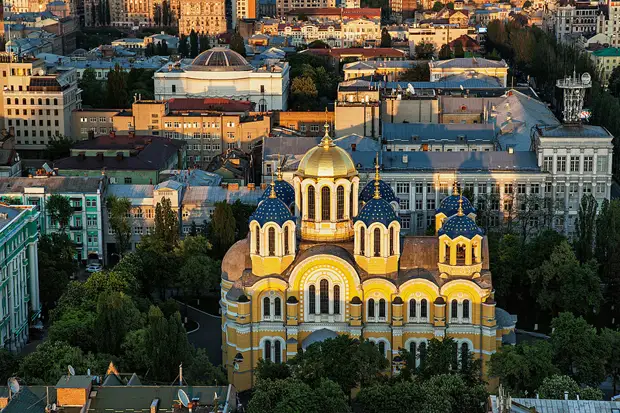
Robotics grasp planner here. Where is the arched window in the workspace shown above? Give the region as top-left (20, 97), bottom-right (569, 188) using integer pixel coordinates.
top-left (274, 340), bottom-right (282, 363)
top-left (30, 98), bottom-right (34, 105)
top-left (389, 226), bottom-right (395, 255)
top-left (334, 285), bottom-right (340, 314)
top-left (463, 300), bottom-right (470, 320)
top-left (373, 227), bottom-right (381, 257)
top-left (268, 227), bottom-right (276, 256)
top-left (320, 279), bottom-right (329, 314)
top-left (419, 342), bottom-right (427, 368)
top-left (308, 285), bottom-right (316, 314)
top-left (378, 341), bottom-right (386, 358)
top-left (420, 299), bottom-right (428, 319)
top-left (460, 342), bottom-right (469, 370)
top-left (274, 297), bottom-right (281, 317)
top-left (263, 297), bottom-right (270, 317)
top-left (321, 186), bottom-right (330, 220)
top-left (336, 185), bottom-right (345, 219)
top-left (451, 300), bottom-right (458, 319)
top-left (284, 226), bottom-right (290, 255)
top-left (409, 299), bottom-right (416, 319)
top-left (409, 341), bottom-right (416, 358)
top-left (307, 186), bottom-right (315, 220)
top-left (379, 299), bottom-right (386, 318)
top-left (255, 229), bottom-right (260, 254)
top-left (456, 244), bottom-right (466, 262)
top-left (264, 341), bottom-right (272, 361)
top-left (22, 98), bottom-right (26, 105)
top-left (45, 98), bottom-right (50, 105)
top-left (38, 98), bottom-right (42, 105)
top-left (360, 227), bottom-right (365, 255)
top-left (368, 298), bottom-right (375, 318)
top-left (258, 98), bottom-right (267, 112)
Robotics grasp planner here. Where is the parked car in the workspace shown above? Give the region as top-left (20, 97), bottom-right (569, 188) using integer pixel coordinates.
top-left (86, 263), bottom-right (103, 273)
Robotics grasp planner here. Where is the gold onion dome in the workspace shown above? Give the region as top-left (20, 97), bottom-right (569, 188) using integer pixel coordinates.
top-left (296, 123), bottom-right (357, 179)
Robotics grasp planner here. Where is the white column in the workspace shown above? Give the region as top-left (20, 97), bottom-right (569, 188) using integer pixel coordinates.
top-left (294, 180), bottom-right (301, 219)
top-left (28, 243), bottom-right (39, 313)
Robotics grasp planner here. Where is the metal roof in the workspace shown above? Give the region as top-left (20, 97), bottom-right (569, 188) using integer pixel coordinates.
top-left (382, 122), bottom-right (496, 144)
top-left (430, 57), bottom-right (508, 69)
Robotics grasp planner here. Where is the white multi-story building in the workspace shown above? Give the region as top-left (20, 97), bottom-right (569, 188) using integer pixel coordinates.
top-left (555, 3), bottom-right (599, 43)
top-left (276, 18), bottom-right (380, 47)
top-left (154, 48), bottom-right (289, 111)
top-left (0, 204), bottom-right (40, 352)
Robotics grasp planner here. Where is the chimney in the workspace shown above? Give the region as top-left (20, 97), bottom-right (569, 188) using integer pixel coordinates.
top-left (150, 398), bottom-right (160, 413)
top-left (129, 130), bottom-right (135, 139)
top-left (564, 391), bottom-right (569, 400)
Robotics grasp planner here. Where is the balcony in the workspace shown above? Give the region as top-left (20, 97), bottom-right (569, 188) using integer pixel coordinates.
top-left (69, 225), bottom-right (83, 231)
top-left (72, 206), bottom-right (82, 211)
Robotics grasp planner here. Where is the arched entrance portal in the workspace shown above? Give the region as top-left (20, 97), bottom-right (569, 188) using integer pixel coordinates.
top-left (302, 328), bottom-right (338, 350)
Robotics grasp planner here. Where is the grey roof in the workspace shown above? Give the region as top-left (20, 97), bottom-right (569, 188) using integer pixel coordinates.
top-left (56, 375), bottom-right (92, 388)
top-left (0, 176), bottom-right (103, 194)
top-left (1, 387), bottom-right (47, 413)
top-left (382, 122), bottom-right (496, 144)
top-left (536, 124), bottom-right (612, 138)
top-left (160, 169), bottom-right (222, 186)
top-left (182, 186), bottom-right (262, 206)
top-left (502, 330), bottom-right (517, 345)
top-left (0, 205), bottom-right (22, 231)
top-left (376, 78), bottom-right (505, 90)
top-left (496, 307), bottom-right (517, 329)
top-left (106, 184), bottom-right (154, 200)
top-left (430, 57), bottom-right (508, 69)
top-left (352, 151), bottom-right (541, 173)
top-left (508, 398), bottom-right (620, 413)
top-left (154, 180), bottom-right (183, 191)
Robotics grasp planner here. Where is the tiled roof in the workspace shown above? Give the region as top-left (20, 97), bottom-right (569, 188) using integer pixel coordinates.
top-left (359, 179), bottom-right (398, 204)
top-left (354, 196), bottom-right (399, 227)
top-left (249, 196), bottom-right (293, 226)
top-left (438, 214), bottom-right (483, 239)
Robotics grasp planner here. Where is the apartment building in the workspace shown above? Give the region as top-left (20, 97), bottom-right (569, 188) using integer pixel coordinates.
top-left (72, 109), bottom-right (121, 140)
top-left (0, 176), bottom-right (106, 264)
top-left (554, 2), bottom-right (598, 43)
top-left (179, 0), bottom-right (227, 36)
top-left (408, 25), bottom-right (471, 54)
top-left (0, 204), bottom-right (40, 352)
top-left (272, 111), bottom-right (334, 136)
top-left (110, 99), bottom-right (270, 169)
top-left (0, 53), bottom-right (81, 154)
top-left (590, 47), bottom-right (620, 86)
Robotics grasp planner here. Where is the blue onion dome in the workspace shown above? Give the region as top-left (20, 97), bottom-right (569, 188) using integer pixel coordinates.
top-left (250, 182), bottom-right (294, 226)
top-left (438, 197), bottom-right (483, 239)
top-left (437, 190), bottom-right (475, 217)
top-left (260, 167), bottom-right (295, 206)
top-left (360, 161), bottom-right (397, 203)
top-left (354, 180), bottom-right (399, 227)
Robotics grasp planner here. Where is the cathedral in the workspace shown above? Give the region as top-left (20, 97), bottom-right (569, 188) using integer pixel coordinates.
top-left (220, 125), bottom-right (516, 391)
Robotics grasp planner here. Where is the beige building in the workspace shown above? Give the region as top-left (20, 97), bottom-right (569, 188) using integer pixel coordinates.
top-left (408, 25), bottom-right (470, 55)
top-left (429, 58), bottom-right (509, 87)
top-left (179, 0), bottom-right (227, 36)
top-left (72, 109), bottom-right (121, 140)
top-left (0, 53), bottom-right (81, 153)
top-left (109, 99), bottom-right (270, 168)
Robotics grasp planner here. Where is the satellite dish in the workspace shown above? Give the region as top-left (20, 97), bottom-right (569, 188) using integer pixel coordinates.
top-left (178, 389), bottom-right (190, 407)
top-left (8, 377), bottom-right (20, 395)
top-left (581, 72), bottom-right (591, 85)
top-left (52, 403), bottom-right (57, 411)
top-left (68, 365), bottom-right (75, 376)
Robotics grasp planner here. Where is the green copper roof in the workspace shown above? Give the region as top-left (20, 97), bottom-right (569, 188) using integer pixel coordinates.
top-left (593, 48), bottom-right (620, 57)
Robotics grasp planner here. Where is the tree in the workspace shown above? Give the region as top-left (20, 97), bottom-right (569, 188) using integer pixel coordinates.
top-left (178, 255), bottom-right (219, 297)
top-left (414, 41), bottom-right (435, 59)
top-left (106, 195), bottom-right (132, 256)
top-left (0, 349), bottom-right (20, 383)
top-left (537, 375), bottom-right (603, 400)
top-left (121, 329), bottom-right (150, 374)
top-left (47, 308), bottom-right (97, 352)
top-left (18, 341), bottom-right (97, 384)
top-left (595, 199), bottom-right (620, 325)
top-left (290, 76), bottom-right (319, 110)
top-left (230, 200), bottom-right (256, 240)
top-left (488, 48), bottom-right (501, 60)
top-left (550, 312), bottom-right (607, 386)
top-left (601, 328), bottom-right (620, 395)
top-left (178, 35), bottom-right (188, 57)
top-left (308, 39), bottom-right (329, 49)
top-left (154, 197), bottom-right (179, 247)
top-left (161, 0), bottom-right (170, 25)
top-left (38, 233), bottom-right (76, 315)
top-left (523, 0), bottom-right (532, 7)
top-left (189, 29), bottom-right (198, 58)
top-left (256, 358), bottom-right (292, 381)
top-left (144, 306), bottom-right (193, 381)
top-left (96, 291), bottom-right (143, 355)
top-left (46, 135), bottom-right (74, 160)
top-left (210, 201), bottom-right (236, 257)
top-left (453, 40), bottom-right (465, 58)
top-left (574, 194), bottom-right (597, 262)
top-left (288, 335), bottom-right (388, 394)
top-left (439, 44), bottom-right (452, 60)
top-left (198, 35), bottom-right (210, 53)
top-left (106, 64), bottom-right (129, 108)
top-left (186, 348), bottom-right (227, 385)
top-left (230, 31), bottom-right (246, 57)
top-left (528, 241), bottom-right (601, 317)
top-left (446, 1), bottom-right (454, 8)
top-left (399, 63), bottom-right (430, 81)
top-left (489, 341), bottom-right (558, 395)
top-left (159, 39), bottom-right (169, 55)
top-left (432, 0), bottom-right (443, 11)
top-left (380, 28), bottom-right (392, 47)
top-left (608, 66), bottom-right (620, 96)
top-left (46, 194), bottom-right (73, 232)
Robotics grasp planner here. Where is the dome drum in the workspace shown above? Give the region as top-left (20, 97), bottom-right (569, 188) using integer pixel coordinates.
top-left (189, 47), bottom-right (253, 72)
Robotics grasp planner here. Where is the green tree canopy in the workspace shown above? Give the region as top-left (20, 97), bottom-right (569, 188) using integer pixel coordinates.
top-left (415, 41), bottom-right (435, 59)
top-left (46, 135), bottom-right (74, 160)
top-left (210, 201), bottom-right (236, 257)
top-left (399, 63), bottom-right (430, 81)
top-left (185, 348), bottom-right (227, 385)
top-left (439, 44), bottom-right (452, 60)
top-left (106, 195), bottom-right (133, 255)
top-left (154, 197), bottom-right (179, 248)
top-left (96, 291), bottom-right (143, 354)
top-left (380, 27), bottom-right (392, 47)
top-left (574, 194), bottom-right (598, 262)
top-left (453, 40), bottom-right (465, 58)
top-left (432, 1), bottom-right (443, 11)
top-left (106, 64), bottom-right (129, 108)
top-left (38, 233), bottom-right (76, 315)
top-left (229, 32), bottom-right (246, 57)
top-left (46, 194), bottom-right (73, 231)
top-left (290, 76), bottom-right (319, 110)
top-left (537, 375), bottom-right (603, 400)
top-left (79, 67), bottom-right (104, 107)
top-left (601, 328), bottom-right (620, 395)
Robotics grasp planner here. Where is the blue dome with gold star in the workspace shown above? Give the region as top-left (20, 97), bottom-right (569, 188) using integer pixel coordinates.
top-left (249, 196), bottom-right (294, 226)
top-left (354, 197), bottom-right (399, 227)
top-left (438, 214), bottom-right (483, 239)
top-left (260, 179), bottom-right (295, 207)
top-left (437, 194), bottom-right (475, 217)
top-left (360, 179), bottom-right (398, 204)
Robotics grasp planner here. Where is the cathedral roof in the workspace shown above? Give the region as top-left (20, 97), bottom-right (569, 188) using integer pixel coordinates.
top-left (359, 179), bottom-right (397, 203)
top-left (438, 214), bottom-right (483, 239)
top-left (249, 195), bottom-right (294, 226)
top-left (296, 125), bottom-right (357, 179)
top-left (437, 193), bottom-right (475, 217)
top-left (190, 47), bottom-right (253, 71)
top-left (355, 197), bottom-right (399, 227)
top-left (260, 178), bottom-right (295, 206)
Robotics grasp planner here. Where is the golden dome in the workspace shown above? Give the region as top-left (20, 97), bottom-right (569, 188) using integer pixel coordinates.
top-left (296, 127), bottom-right (357, 179)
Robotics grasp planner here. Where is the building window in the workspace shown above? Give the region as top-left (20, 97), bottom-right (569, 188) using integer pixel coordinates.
top-left (570, 156), bottom-right (580, 172)
top-left (264, 341), bottom-right (271, 361)
top-left (268, 227), bottom-right (276, 256)
top-left (263, 297), bottom-right (270, 317)
top-left (373, 227), bottom-right (381, 257)
top-left (274, 297), bottom-right (282, 317)
top-left (368, 298), bottom-right (375, 318)
top-left (321, 186), bottom-right (330, 220)
top-left (124, 177), bottom-right (132, 184)
top-left (334, 285), bottom-right (340, 314)
top-left (584, 156), bottom-right (593, 172)
top-left (255, 228), bottom-right (260, 254)
top-left (274, 340), bottom-right (281, 363)
top-left (420, 299), bottom-right (428, 319)
top-left (409, 299), bottom-right (416, 319)
top-left (308, 285), bottom-right (316, 314)
top-left (463, 299), bottom-right (470, 320)
top-left (359, 226), bottom-right (365, 255)
top-left (307, 186), bottom-right (315, 220)
top-left (557, 156), bottom-right (566, 172)
top-left (378, 341), bottom-right (386, 358)
top-left (597, 155), bottom-right (608, 173)
top-left (378, 299), bottom-right (386, 318)
top-left (284, 226), bottom-right (290, 254)
top-left (451, 300), bottom-right (458, 320)
top-left (320, 279), bottom-right (329, 314)
top-left (543, 156), bottom-right (553, 172)
top-left (401, 216), bottom-right (410, 229)
top-left (172, 85), bottom-right (176, 93)
top-left (460, 343), bottom-right (469, 370)
top-left (336, 185), bottom-right (345, 219)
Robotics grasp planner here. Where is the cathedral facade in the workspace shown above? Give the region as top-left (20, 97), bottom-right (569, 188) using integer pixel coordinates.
top-left (220, 126), bottom-right (515, 391)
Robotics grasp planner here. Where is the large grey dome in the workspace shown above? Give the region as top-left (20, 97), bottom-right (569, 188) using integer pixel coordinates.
top-left (189, 47), bottom-right (252, 71)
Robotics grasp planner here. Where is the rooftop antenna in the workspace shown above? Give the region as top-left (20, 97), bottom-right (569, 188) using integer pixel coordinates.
top-left (178, 389), bottom-right (190, 408)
